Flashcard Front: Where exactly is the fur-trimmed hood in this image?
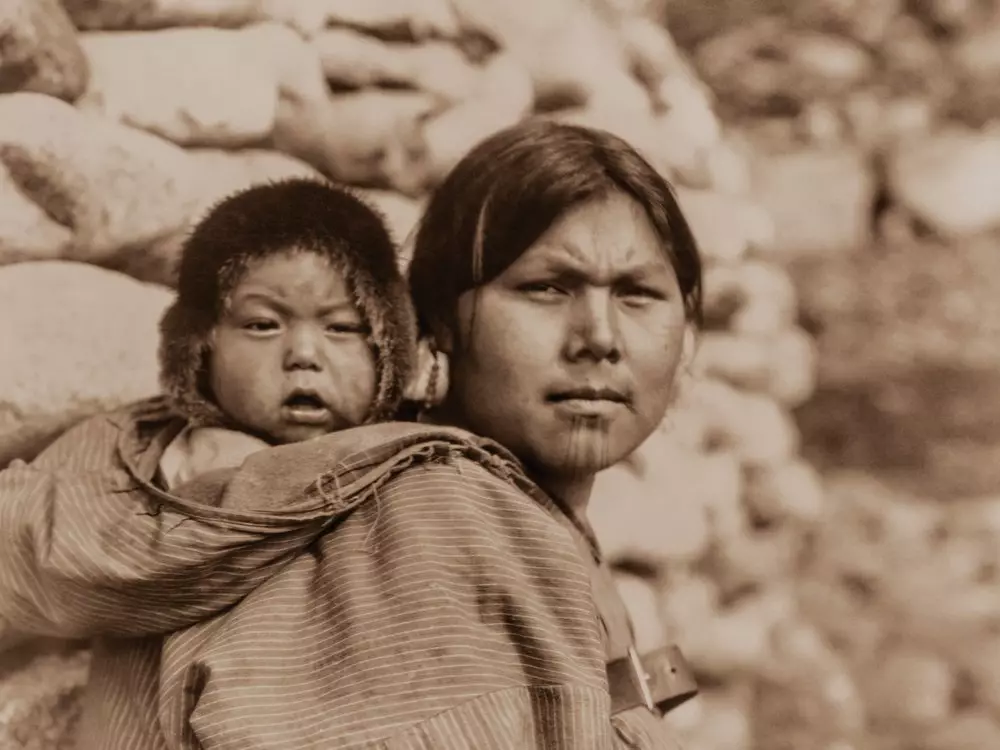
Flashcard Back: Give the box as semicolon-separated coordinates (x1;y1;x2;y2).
158;178;417;431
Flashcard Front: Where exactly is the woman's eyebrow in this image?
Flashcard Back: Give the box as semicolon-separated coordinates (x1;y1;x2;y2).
534;254;668;280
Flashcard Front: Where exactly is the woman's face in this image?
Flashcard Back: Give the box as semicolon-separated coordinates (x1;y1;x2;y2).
444;192;689;485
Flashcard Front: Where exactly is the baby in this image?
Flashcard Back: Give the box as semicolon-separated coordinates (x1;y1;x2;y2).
156;177;418;487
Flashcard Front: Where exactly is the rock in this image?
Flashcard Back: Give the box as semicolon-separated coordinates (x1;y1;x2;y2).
64;0;259;29
449;0;649;112
917;712;1000;750
795;576;886;666
658;571;720;645
355;189;424;251
589;435;715;565
273;89;436;195
798;100;846;147
691;450;745;542
958;634;1000;713
62;0;461;37
0;164;72;264
0;0;88;101
313;30;480;104
752;666;865;750
843;91;935;150
676;691;752;750
703;260;798;334
691;379;801;469
659;381;712;450
694;20;870;117
186;149;322;198
421;52;534;184
693;332;773;391
259;0;461;40
743;459;826;526
881;15;950;96
244;23;329;104
751;147;875;258
952;26;1000;81
0;92;196;263
663;691;704;735
689;589;793;678
77;29;280;147
702;135;753;195
691;327;818;406
713;528;805;594
769;620;843;676
784;32;874;93
656;72;720;148
674;188;773;262
614;15;690;97
866;647;956;726
127;149;322;286
908;0;994;35
730;263;799;336
788;0;903;47
0;648;89;750
766;327;820;407
0;262;172;459
692;20;794;117
887;129;1000;237
614;574;668;653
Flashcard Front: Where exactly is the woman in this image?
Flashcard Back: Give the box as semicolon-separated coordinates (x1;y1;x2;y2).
155;119;703;749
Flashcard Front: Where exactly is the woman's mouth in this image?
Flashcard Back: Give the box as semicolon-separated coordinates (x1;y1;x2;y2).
547;387;629;418
282;392;331;425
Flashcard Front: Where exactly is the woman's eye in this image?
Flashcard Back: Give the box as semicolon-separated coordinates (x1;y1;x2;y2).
518;282;565;298
620;286;665;304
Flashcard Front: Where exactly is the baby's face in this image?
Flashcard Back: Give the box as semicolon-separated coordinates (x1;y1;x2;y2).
207;249;377;444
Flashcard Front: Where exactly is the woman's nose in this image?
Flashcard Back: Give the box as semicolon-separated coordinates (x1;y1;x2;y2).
567;289;622;363
283;325;323;371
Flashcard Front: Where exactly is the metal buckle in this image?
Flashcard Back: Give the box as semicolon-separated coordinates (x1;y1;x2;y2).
626;645;657;713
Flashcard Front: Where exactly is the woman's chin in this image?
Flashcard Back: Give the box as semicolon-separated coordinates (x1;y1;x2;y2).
534;442;627;481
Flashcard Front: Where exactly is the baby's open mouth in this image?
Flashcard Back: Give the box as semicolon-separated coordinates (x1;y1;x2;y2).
282;391;331;424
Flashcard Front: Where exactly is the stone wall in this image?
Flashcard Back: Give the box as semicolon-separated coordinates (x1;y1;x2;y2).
0;1;963;749
659;2;1000;749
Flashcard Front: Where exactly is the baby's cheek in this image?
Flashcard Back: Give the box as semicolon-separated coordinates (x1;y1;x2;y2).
334;352;378;418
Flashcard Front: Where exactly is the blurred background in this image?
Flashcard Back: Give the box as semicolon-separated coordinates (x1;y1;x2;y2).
1;0;998;748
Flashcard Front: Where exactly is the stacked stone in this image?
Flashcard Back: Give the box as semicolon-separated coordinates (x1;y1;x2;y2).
0;1;823;748
655;1;1000;749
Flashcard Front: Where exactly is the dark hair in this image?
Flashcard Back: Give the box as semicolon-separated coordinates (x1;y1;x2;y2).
159;178;417;427
407;118;703;337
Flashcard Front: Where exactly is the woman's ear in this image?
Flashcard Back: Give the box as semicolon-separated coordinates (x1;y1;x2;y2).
402;338;450;407
679;323;698;376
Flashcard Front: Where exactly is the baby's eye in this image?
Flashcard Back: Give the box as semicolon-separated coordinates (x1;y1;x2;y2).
326;321;370;335
243;319;280;332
